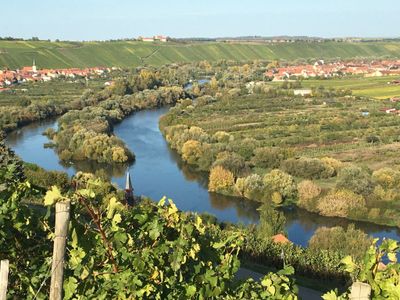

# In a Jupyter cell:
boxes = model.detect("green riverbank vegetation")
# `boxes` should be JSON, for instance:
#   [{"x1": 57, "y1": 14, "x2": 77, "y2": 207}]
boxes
[{"x1": 1, "y1": 140, "x2": 399, "y2": 299}]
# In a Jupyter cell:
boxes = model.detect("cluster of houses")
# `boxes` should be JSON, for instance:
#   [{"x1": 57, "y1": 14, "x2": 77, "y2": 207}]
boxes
[
  {"x1": 0, "y1": 61, "x2": 109, "y2": 90},
  {"x1": 138, "y1": 35, "x2": 169, "y2": 42},
  {"x1": 265, "y1": 60, "x2": 400, "y2": 81}
]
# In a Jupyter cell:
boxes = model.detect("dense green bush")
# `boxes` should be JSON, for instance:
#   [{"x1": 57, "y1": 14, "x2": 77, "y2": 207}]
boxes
[
  {"x1": 281, "y1": 157, "x2": 334, "y2": 179},
  {"x1": 308, "y1": 225, "x2": 372, "y2": 261},
  {"x1": 336, "y1": 165, "x2": 374, "y2": 196},
  {"x1": 235, "y1": 174, "x2": 265, "y2": 201},
  {"x1": 252, "y1": 147, "x2": 294, "y2": 169},
  {"x1": 263, "y1": 169, "x2": 297, "y2": 204},
  {"x1": 24, "y1": 163, "x2": 70, "y2": 192}
]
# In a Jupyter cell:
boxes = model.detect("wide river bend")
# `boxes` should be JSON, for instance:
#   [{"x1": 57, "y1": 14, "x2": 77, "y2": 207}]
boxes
[{"x1": 6, "y1": 108, "x2": 400, "y2": 246}]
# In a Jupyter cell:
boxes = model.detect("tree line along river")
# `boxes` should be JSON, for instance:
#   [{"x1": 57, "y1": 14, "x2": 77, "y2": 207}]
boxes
[{"x1": 6, "y1": 107, "x2": 400, "y2": 247}]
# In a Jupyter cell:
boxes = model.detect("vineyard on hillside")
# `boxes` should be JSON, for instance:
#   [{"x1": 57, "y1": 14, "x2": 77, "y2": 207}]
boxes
[{"x1": 1, "y1": 41, "x2": 400, "y2": 69}]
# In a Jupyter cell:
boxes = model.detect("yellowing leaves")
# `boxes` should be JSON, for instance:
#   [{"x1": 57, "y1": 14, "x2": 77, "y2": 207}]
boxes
[
  {"x1": 44, "y1": 186, "x2": 67, "y2": 206},
  {"x1": 106, "y1": 197, "x2": 124, "y2": 219}
]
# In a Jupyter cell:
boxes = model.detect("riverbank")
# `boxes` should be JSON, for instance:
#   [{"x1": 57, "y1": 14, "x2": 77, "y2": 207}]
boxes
[
  {"x1": 159, "y1": 93, "x2": 400, "y2": 230},
  {"x1": 7, "y1": 108, "x2": 400, "y2": 248}
]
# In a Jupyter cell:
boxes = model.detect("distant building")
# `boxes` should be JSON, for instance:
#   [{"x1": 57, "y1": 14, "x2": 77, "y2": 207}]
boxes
[
  {"x1": 140, "y1": 37, "x2": 154, "y2": 42},
  {"x1": 138, "y1": 35, "x2": 168, "y2": 42},
  {"x1": 294, "y1": 89, "x2": 312, "y2": 97},
  {"x1": 271, "y1": 234, "x2": 290, "y2": 244}
]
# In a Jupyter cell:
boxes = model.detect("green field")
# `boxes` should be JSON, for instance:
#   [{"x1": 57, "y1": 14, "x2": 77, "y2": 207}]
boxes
[
  {"x1": 1, "y1": 40, "x2": 400, "y2": 69},
  {"x1": 300, "y1": 76, "x2": 400, "y2": 99}
]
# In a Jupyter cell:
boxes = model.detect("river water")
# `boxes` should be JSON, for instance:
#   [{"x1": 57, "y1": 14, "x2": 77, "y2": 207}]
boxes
[{"x1": 6, "y1": 108, "x2": 400, "y2": 246}]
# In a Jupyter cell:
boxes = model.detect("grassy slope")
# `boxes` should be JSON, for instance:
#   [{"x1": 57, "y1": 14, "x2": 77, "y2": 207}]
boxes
[
  {"x1": 1, "y1": 40, "x2": 400, "y2": 69},
  {"x1": 298, "y1": 76, "x2": 400, "y2": 99}
]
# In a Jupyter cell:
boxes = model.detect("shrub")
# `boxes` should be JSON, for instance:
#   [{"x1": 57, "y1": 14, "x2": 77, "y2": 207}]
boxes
[
  {"x1": 213, "y1": 131, "x2": 232, "y2": 143},
  {"x1": 281, "y1": 157, "x2": 333, "y2": 179},
  {"x1": 372, "y1": 185, "x2": 398, "y2": 202},
  {"x1": 181, "y1": 140, "x2": 203, "y2": 165},
  {"x1": 308, "y1": 225, "x2": 372, "y2": 261},
  {"x1": 263, "y1": 169, "x2": 297, "y2": 201},
  {"x1": 372, "y1": 167, "x2": 400, "y2": 189},
  {"x1": 235, "y1": 174, "x2": 265, "y2": 201},
  {"x1": 320, "y1": 157, "x2": 343, "y2": 176},
  {"x1": 257, "y1": 204, "x2": 286, "y2": 239},
  {"x1": 208, "y1": 166, "x2": 235, "y2": 193},
  {"x1": 317, "y1": 189, "x2": 366, "y2": 218},
  {"x1": 212, "y1": 151, "x2": 247, "y2": 177},
  {"x1": 297, "y1": 180, "x2": 321, "y2": 210},
  {"x1": 252, "y1": 147, "x2": 293, "y2": 169},
  {"x1": 336, "y1": 165, "x2": 374, "y2": 195}
]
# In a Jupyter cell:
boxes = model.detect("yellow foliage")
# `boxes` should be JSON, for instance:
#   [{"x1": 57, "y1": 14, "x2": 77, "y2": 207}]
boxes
[
  {"x1": 181, "y1": 140, "x2": 202, "y2": 164},
  {"x1": 271, "y1": 192, "x2": 283, "y2": 205},
  {"x1": 208, "y1": 166, "x2": 235, "y2": 192},
  {"x1": 321, "y1": 157, "x2": 343, "y2": 175},
  {"x1": 297, "y1": 180, "x2": 321, "y2": 209},
  {"x1": 317, "y1": 189, "x2": 366, "y2": 218}
]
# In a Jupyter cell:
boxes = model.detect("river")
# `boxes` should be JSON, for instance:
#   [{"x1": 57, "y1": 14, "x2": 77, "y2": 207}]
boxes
[{"x1": 6, "y1": 108, "x2": 400, "y2": 246}]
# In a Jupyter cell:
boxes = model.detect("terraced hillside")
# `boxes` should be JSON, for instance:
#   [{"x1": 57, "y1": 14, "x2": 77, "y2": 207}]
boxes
[{"x1": 1, "y1": 40, "x2": 400, "y2": 69}]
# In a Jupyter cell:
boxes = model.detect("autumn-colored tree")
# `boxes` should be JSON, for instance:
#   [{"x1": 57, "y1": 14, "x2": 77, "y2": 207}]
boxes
[
  {"x1": 317, "y1": 189, "x2": 366, "y2": 218},
  {"x1": 372, "y1": 167, "x2": 400, "y2": 189},
  {"x1": 208, "y1": 166, "x2": 235, "y2": 193},
  {"x1": 320, "y1": 157, "x2": 343, "y2": 176},
  {"x1": 297, "y1": 180, "x2": 321, "y2": 210},
  {"x1": 181, "y1": 140, "x2": 203, "y2": 165}
]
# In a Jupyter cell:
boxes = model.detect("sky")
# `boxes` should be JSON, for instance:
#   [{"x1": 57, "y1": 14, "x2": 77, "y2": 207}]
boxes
[{"x1": 1, "y1": 0, "x2": 399, "y2": 41}]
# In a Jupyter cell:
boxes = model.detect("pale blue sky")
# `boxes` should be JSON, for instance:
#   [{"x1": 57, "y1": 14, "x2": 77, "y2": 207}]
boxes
[{"x1": 2, "y1": 0, "x2": 399, "y2": 40}]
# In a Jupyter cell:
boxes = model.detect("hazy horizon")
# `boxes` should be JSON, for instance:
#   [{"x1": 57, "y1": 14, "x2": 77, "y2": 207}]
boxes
[{"x1": 2, "y1": 0, "x2": 399, "y2": 41}]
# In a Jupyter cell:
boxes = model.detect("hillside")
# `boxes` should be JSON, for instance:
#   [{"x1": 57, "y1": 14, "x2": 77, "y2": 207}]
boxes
[{"x1": 1, "y1": 40, "x2": 400, "y2": 68}]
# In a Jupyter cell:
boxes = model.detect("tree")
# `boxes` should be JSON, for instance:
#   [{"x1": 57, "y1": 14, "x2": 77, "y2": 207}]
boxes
[
  {"x1": 372, "y1": 167, "x2": 400, "y2": 189},
  {"x1": 297, "y1": 180, "x2": 321, "y2": 210},
  {"x1": 317, "y1": 189, "x2": 366, "y2": 218},
  {"x1": 281, "y1": 157, "x2": 334, "y2": 179},
  {"x1": 263, "y1": 169, "x2": 297, "y2": 202},
  {"x1": 257, "y1": 204, "x2": 286, "y2": 240},
  {"x1": 208, "y1": 166, "x2": 235, "y2": 193},
  {"x1": 212, "y1": 151, "x2": 248, "y2": 177},
  {"x1": 252, "y1": 147, "x2": 293, "y2": 169},
  {"x1": 235, "y1": 174, "x2": 265, "y2": 201},
  {"x1": 181, "y1": 140, "x2": 203, "y2": 165},
  {"x1": 336, "y1": 165, "x2": 374, "y2": 196},
  {"x1": 309, "y1": 225, "x2": 372, "y2": 261}
]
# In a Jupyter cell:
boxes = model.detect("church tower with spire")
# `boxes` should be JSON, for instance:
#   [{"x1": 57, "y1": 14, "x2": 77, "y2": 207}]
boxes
[
  {"x1": 125, "y1": 171, "x2": 134, "y2": 206},
  {"x1": 32, "y1": 59, "x2": 37, "y2": 73}
]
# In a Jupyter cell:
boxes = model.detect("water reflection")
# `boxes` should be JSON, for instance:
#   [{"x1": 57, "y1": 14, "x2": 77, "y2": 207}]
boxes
[{"x1": 6, "y1": 108, "x2": 400, "y2": 247}]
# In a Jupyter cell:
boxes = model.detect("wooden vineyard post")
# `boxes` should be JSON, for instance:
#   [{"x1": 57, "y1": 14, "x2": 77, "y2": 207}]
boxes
[
  {"x1": 0, "y1": 260, "x2": 9, "y2": 300},
  {"x1": 50, "y1": 201, "x2": 71, "y2": 300}
]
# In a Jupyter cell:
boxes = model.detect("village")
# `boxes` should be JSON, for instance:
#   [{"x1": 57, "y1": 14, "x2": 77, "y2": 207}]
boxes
[
  {"x1": 265, "y1": 59, "x2": 400, "y2": 80},
  {"x1": 0, "y1": 61, "x2": 110, "y2": 91}
]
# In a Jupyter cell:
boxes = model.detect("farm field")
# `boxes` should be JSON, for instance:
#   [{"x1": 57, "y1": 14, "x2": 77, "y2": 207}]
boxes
[
  {"x1": 1, "y1": 40, "x2": 400, "y2": 69},
  {"x1": 163, "y1": 92, "x2": 400, "y2": 175},
  {"x1": 0, "y1": 78, "x2": 106, "y2": 107},
  {"x1": 300, "y1": 76, "x2": 400, "y2": 99}
]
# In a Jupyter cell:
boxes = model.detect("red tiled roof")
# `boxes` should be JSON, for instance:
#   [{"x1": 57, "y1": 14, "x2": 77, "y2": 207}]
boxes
[{"x1": 271, "y1": 234, "x2": 290, "y2": 244}]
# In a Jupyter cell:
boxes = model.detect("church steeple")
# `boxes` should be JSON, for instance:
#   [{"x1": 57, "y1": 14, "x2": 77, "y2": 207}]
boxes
[
  {"x1": 32, "y1": 59, "x2": 37, "y2": 73},
  {"x1": 125, "y1": 171, "x2": 134, "y2": 206}
]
